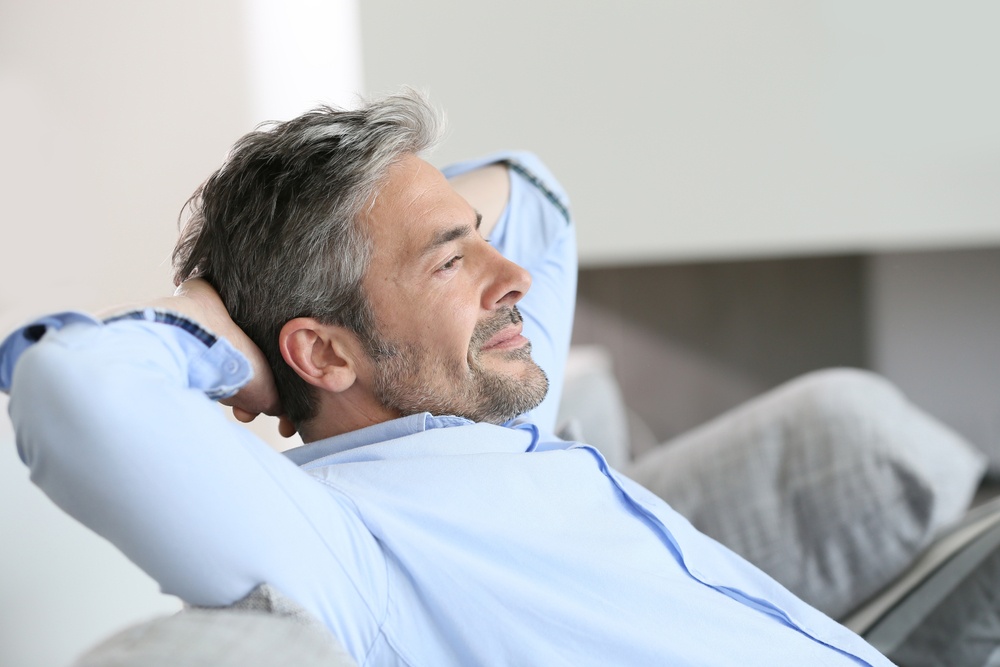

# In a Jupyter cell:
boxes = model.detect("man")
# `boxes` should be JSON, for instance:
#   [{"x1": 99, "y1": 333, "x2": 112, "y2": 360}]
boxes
[{"x1": 1, "y1": 91, "x2": 893, "y2": 665}]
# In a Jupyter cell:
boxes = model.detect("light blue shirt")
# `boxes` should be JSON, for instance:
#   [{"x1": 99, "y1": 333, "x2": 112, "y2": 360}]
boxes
[{"x1": 2, "y1": 153, "x2": 892, "y2": 666}]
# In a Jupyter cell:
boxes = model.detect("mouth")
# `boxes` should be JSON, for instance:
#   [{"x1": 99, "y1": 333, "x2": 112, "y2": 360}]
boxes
[
  {"x1": 474, "y1": 307, "x2": 529, "y2": 353},
  {"x1": 480, "y1": 323, "x2": 528, "y2": 352}
]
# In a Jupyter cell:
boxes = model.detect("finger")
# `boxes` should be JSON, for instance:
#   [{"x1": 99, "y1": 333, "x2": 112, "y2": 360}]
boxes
[
  {"x1": 232, "y1": 406, "x2": 259, "y2": 423},
  {"x1": 278, "y1": 415, "x2": 297, "y2": 438}
]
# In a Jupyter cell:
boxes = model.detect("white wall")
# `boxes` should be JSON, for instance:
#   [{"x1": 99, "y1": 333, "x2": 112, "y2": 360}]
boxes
[
  {"x1": 0, "y1": 2, "x2": 360, "y2": 664},
  {"x1": 360, "y1": 0, "x2": 1000, "y2": 266}
]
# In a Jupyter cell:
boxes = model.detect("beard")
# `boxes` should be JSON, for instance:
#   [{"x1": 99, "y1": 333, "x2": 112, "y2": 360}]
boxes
[{"x1": 368, "y1": 306, "x2": 549, "y2": 424}]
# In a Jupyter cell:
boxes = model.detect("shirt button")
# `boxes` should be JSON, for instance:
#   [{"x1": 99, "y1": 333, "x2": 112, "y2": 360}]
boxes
[
  {"x1": 24, "y1": 325, "x2": 47, "y2": 341},
  {"x1": 224, "y1": 359, "x2": 241, "y2": 374}
]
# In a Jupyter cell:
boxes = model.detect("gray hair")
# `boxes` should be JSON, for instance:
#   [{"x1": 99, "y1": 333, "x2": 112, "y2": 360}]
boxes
[{"x1": 172, "y1": 89, "x2": 443, "y2": 425}]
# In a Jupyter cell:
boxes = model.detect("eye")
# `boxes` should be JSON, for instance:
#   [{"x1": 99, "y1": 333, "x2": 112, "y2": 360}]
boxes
[{"x1": 439, "y1": 255, "x2": 463, "y2": 271}]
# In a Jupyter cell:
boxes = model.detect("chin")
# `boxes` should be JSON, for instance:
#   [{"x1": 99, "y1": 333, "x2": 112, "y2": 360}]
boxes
[{"x1": 467, "y1": 359, "x2": 549, "y2": 425}]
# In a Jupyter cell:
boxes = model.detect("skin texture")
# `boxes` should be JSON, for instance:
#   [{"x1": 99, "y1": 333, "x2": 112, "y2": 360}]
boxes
[
  {"x1": 280, "y1": 155, "x2": 548, "y2": 441},
  {"x1": 358, "y1": 157, "x2": 548, "y2": 427}
]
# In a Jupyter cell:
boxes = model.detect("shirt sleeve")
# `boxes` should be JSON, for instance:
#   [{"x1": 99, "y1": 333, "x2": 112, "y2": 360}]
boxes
[
  {"x1": 2, "y1": 313, "x2": 386, "y2": 656},
  {"x1": 442, "y1": 152, "x2": 578, "y2": 433}
]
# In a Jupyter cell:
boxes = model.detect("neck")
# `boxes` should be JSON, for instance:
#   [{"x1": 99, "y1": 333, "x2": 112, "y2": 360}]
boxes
[{"x1": 299, "y1": 389, "x2": 401, "y2": 443}]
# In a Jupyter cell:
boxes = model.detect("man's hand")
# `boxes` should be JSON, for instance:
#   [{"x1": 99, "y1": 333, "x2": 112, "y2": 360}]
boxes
[
  {"x1": 103, "y1": 279, "x2": 296, "y2": 438},
  {"x1": 173, "y1": 281, "x2": 297, "y2": 437},
  {"x1": 231, "y1": 407, "x2": 298, "y2": 439}
]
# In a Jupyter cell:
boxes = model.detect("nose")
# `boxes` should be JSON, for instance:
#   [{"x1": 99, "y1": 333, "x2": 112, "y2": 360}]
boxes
[{"x1": 482, "y1": 246, "x2": 531, "y2": 310}]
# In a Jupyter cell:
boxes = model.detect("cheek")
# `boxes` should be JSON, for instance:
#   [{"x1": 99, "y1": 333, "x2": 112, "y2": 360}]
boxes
[
  {"x1": 441, "y1": 298, "x2": 480, "y2": 358},
  {"x1": 375, "y1": 274, "x2": 483, "y2": 358},
  {"x1": 418, "y1": 295, "x2": 481, "y2": 368},
  {"x1": 384, "y1": 293, "x2": 475, "y2": 357}
]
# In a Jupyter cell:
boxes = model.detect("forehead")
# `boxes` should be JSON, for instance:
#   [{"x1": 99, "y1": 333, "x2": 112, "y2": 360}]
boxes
[{"x1": 362, "y1": 154, "x2": 472, "y2": 259}]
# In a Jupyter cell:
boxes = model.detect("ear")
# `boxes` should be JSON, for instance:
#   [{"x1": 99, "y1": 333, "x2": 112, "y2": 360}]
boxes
[{"x1": 278, "y1": 318, "x2": 361, "y2": 394}]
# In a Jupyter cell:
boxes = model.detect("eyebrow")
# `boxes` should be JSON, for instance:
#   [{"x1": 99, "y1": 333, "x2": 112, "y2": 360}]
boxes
[{"x1": 420, "y1": 211, "x2": 483, "y2": 257}]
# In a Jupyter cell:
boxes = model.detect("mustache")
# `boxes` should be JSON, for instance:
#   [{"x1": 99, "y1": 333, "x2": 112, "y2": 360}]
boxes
[{"x1": 470, "y1": 306, "x2": 523, "y2": 350}]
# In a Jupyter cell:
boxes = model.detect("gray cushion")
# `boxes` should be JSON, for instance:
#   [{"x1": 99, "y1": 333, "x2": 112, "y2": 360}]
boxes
[
  {"x1": 626, "y1": 368, "x2": 987, "y2": 619},
  {"x1": 556, "y1": 345, "x2": 633, "y2": 469},
  {"x1": 73, "y1": 585, "x2": 357, "y2": 667}
]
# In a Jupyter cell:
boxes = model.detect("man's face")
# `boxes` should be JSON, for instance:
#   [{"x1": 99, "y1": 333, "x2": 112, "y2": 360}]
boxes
[{"x1": 358, "y1": 154, "x2": 548, "y2": 424}]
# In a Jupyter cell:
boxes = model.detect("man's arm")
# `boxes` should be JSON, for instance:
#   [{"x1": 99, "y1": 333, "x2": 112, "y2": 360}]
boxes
[
  {"x1": 101, "y1": 279, "x2": 283, "y2": 419},
  {"x1": 2, "y1": 290, "x2": 385, "y2": 656},
  {"x1": 444, "y1": 152, "x2": 578, "y2": 432},
  {"x1": 101, "y1": 280, "x2": 294, "y2": 434}
]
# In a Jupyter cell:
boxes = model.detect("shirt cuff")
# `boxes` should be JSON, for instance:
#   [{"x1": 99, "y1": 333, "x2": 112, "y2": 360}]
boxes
[
  {"x1": 103, "y1": 307, "x2": 252, "y2": 400},
  {"x1": 0, "y1": 309, "x2": 252, "y2": 399},
  {"x1": 0, "y1": 312, "x2": 100, "y2": 393}
]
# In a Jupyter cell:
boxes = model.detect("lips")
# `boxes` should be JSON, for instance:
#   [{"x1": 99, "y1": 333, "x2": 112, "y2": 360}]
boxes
[
  {"x1": 473, "y1": 307, "x2": 528, "y2": 353},
  {"x1": 480, "y1": 323, "x2": 527, "y2": 351}
]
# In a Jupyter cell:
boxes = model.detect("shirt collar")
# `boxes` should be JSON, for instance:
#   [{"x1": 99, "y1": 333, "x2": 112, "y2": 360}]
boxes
[{"x1": 284, "y1": 412, "x2": 490, "y2": 466}]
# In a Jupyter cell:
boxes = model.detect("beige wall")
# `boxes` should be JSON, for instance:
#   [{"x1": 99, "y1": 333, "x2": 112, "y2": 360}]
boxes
[
  {"x1": 0, "y1": 2, "x2": 359, "y2": 664},
  {"x1": 1, "y1": 4, "x2": 251, "y2": 661},
  {"x1": 361, "y1": 0, "x2": 1000, "y2": 266}
]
